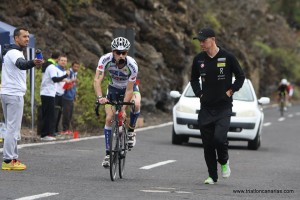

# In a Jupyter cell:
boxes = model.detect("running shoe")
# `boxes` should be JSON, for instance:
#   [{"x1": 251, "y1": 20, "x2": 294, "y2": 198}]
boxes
[
  {"x1": 2, "y1": 160, "x2": 26, "y2": 170},
  {"x1": 128, "y1": 132, "x2": 136, "y2": 148},
  {"x1": 102, "y1": 155, "x2": 110, "y2": 168},
  {"x1": 41, "y1": 136, "x2": 56, "y2": 141},
  {"x1": 204, "y1": 177, "x2": 217, "y2": 184},
  {"x1": 221, "y1": 161, "x2": 231, "y2": 178}
]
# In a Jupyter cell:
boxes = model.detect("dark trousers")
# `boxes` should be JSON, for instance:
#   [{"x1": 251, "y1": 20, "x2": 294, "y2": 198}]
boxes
[
  {"x1": 198, "y1": 107, "x2": 231, "y2": 181},
  {"x1": 55, "y1": 95, "x2": 63, "y2": 133},
  {"x1": 62, "y1": 98, "x2": 74, "y2": 131},
  {"x1": 41, "y1": 95, "x2": 56, "y2": 137}
]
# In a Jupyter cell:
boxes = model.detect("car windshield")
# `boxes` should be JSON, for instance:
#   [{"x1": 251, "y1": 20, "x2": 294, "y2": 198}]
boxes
[{"x1": 184, "y1": 80, "x2": 254, "y2": 101}]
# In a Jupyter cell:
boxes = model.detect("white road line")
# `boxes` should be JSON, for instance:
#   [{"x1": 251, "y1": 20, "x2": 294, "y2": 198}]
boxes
[
  {"x1": 263, "y1": 122, "x2": 271, "y2": 127},
  {"x1": 175, "y1": 191, "x2": 192, "y2": 194},
  {"x1": 140, "y1": 160, "x2": 176, "y2": 170},
  {"x1": 15, "y1": 192, "x2": 59, "y2": 200},
  {"x1": 140, "y1": 190, "x2": 170, "y2": 193},
  {"x1": 278, "y1": 117, "x2": 285, "y2": 121},
  {"x1": 0, "y1": 122, "x2": 173, "y2": 153}
]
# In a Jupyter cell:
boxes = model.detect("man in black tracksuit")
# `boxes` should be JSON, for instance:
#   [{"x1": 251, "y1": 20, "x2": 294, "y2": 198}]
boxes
[{"x1": 190, "y1": 28, "x2": 245, "y2": 184}]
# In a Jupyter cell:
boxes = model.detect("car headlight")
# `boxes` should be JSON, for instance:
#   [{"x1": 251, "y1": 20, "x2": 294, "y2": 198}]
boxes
[
  {"x1": 175, "y1": 104, "x2": 196, "y2": 114},
  {"x1": 235, "y1": 110, "x2": 257, "y2": 117}
]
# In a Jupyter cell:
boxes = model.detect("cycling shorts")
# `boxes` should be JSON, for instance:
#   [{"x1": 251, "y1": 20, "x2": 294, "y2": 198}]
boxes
[{"x1": 105, "y1": 84, "x2": 140, "y2": 102}]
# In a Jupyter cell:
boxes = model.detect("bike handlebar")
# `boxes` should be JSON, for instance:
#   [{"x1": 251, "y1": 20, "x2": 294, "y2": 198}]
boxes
[{"x1": 94, "y1": 100, "x2": 135, "y2": 116}]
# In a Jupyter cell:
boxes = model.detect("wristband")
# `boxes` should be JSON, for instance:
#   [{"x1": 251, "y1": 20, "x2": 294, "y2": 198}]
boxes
[{"x1": 97, "y1": 96, "x2": 103, "y2": 99}]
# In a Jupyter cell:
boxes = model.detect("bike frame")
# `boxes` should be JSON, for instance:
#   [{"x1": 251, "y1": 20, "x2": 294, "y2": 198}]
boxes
[{"x1": 106, "y1": 100, "x2": 135, "y2": 181}]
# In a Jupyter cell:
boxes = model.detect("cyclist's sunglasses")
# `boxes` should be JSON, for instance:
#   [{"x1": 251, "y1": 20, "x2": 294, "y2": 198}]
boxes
[{"x1": 115, "y1": 51, "x2": 128, "y2": 56}]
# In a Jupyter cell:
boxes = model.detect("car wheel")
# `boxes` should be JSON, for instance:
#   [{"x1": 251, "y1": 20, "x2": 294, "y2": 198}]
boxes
[
  {"x1": 172, "y1": 126, "x2": 189, "y2": 145},
  {"x1": 247, "y1": 131, "x2": 261, "y2": 150}
]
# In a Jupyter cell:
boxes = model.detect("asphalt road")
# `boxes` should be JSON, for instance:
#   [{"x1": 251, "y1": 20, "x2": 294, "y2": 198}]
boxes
[{"x1": 0, "y1": 105, "x2": 299, "y2": 200}]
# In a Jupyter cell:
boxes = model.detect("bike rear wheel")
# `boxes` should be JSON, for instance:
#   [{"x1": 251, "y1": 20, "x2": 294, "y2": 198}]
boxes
[
  {"x1": 280, "y1": 99, "x2": 284, "y2": 117},
  {"x1": 119, "y1": 125, "x2": 128, "y2": 179},
  {"x1": 109, "y1": 124, "x2": 119, "y2": 181}
]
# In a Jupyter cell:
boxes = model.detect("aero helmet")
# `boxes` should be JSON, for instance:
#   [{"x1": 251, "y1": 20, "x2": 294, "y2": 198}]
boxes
[
  {"x1": 111, "y1": 37, "x2": 131, "y2": 51},
  {"x1": 281, "y1": 78, "x2": 288, "y2": 85}
]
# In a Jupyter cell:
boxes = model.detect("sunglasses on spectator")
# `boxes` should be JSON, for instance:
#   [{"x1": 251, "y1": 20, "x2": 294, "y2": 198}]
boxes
[{"x1": 115, "y1": 51, "x2": 128, "y2": 55}]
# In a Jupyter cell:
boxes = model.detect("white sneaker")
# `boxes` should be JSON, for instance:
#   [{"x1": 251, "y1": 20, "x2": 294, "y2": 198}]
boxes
[
  {"x1": 102, "y1": 155, "x2": 110, "y2": 168},
  {"x1": 221, "y1": 161, "x2": 231, "y2": 178},
  {"x1": 204, "y1": 177, "x2": 217, "y2": 184},
  {"x1": 128, "y1": 132, "x2": 136, "y2": 148},
  {"x1": 41, "y1": 136, "x2": 56, "y2": 141}
]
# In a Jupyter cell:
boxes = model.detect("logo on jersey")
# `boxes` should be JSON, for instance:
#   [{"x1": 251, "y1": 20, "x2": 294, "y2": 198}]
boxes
[
  {"x1": 98, "y1": 65, "x2": 104, "y2": 70},
  {"x1": 217, "y1": 57, "x2": 226, "y2": 67},
  {"x1": 128, "y1": 63, "x2": 137, "y2": 73},
  {"x1": 102, "y1": 56, "x2": 110, "y2": 64},
  {"x1": 200, "y1": 63, "x2": 205, "y2": 68},
  {"x1": 131, "y1": 76, "x2": 136, "y2": 81}
]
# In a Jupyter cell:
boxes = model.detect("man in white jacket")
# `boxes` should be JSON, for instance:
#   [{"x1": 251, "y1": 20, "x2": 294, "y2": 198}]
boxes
[{"x1": 1, "y1": 27, "x2": 43, "y2": 170}]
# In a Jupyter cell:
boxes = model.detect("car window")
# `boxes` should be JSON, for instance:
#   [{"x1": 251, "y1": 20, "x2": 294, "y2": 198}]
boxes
[
  {"x1": 233, "y1": 81, "x2": 254, "y2": 101},
  {"x1": 184, "y1": 81, "x2": 254, "y2": 101},
  {"x1": 185, "y1": 85, "x2": 197, "y2": 97}
]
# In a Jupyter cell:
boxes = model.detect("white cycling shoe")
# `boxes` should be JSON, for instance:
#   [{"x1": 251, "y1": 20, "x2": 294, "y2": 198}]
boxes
[{"x1": 128, "y1": 132, "x2": 136, "y2": 148}]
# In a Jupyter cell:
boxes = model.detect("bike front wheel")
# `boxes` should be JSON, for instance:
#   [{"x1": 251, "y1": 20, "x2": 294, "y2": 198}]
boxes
[
  {"x1": 119, "y1": 125, "x2": 128, "y2": 179},
  {"x1": 109, "y1": 124, "x2": 119, "y2": 181}
]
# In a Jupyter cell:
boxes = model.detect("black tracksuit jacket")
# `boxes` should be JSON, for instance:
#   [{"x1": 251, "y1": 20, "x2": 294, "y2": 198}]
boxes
[{"x1": 190, "y1": 47, "x2": 245, "y2": 110}]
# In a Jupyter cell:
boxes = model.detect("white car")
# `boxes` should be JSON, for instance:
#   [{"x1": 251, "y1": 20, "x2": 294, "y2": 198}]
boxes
[{"x1": 170, "y1": 79, "x2": 270, "y2": 150}]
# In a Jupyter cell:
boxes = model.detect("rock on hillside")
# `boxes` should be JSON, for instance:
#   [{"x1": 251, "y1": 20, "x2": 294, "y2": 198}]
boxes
[{"x1": 0, "y1": 0, "x2": 298, "y2": 112}]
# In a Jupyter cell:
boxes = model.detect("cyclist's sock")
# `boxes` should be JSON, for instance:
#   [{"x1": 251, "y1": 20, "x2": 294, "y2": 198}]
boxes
[
  {"x1": 104, "y1": 126, "x2": 112, "y2": 152},
  {"x1": 129, "y1": 111, "x2": 140, "y2": 131}
]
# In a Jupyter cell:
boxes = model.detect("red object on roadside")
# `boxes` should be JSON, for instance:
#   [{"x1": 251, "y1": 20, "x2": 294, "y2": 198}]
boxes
[{"x1": 73, "y1": 130, "x2": 78, "y2": 139}]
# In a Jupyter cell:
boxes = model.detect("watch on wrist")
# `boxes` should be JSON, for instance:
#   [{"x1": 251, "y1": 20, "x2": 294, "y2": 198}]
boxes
[{"x1": 97, "y1": 95, "x2": 102, "y2": 99}]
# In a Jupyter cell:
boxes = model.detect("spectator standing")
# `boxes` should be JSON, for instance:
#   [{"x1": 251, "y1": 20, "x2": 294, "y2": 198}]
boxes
[
  {"x1": 1, "y1": 27, "x2": 43, "y2": 170},
  {"x1": 54, "y1": 55, "x2": 68, "y2": 133},
  {"x1": 190, "y1": 27, "x2": 245, "y2": 184},
  {"x1": 40, "y1": 52, "x2": 70, "y2": 141},
  {"x1": 62, "y1": 61, "x2": 80, "y2": 134}
]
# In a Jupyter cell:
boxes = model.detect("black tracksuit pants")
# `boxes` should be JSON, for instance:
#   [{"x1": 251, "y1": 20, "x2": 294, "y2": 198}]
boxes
[
  {"x1": 198, "y1": 107, "x2": 231, "y2": 181},
  {"x1": 41, "y1": 95, "x2": 56, "y2": 137}
]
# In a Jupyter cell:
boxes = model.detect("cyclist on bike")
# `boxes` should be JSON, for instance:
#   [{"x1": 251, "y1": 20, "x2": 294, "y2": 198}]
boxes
[
  {"x1": 277, "y1": 78, "x2": 289, "y2": 109},
  {"x1": 94, "y1": 37, "x2": 141, "y2": 168}
]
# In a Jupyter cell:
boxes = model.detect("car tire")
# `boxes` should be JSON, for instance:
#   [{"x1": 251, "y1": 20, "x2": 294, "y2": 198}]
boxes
[
  {"x1": 172, "y1": 126, "x2": 189, "y2": 145},
  {"x1": 247, "y1": 131, "x2": 261, "y2": 150}
]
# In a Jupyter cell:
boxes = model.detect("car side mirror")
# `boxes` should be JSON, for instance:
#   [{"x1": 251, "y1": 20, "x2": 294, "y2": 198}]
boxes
[
  {"x1": 170, "y1": 91, "x2": 181, "y2": 99},
  {"x1": 258, "y1": 97, "x2": 270, "y2": 105}
]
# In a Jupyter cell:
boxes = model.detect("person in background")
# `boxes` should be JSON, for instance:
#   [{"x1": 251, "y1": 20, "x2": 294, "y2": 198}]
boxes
[
  {"x1": 40, "y1": 52, "x2": 70, "y2": 141},
  {"x1": 94, "y1": 37, "x2": 141, "y2": 168},
  {"x1": 191, "y1": 27, "x2": 245, "y2": 184},
  {"x1": 54, "y1": 55, "x2": 68, "y2": 134},
  {"x1": 1, "y1": 27, "x2": 43, "y2": 170},
  {"x1": 62, "y1": 61, "x2": 80, "y2": 135},
  {"x1": 277, "y1": 78, "x2": 289, "y2": 109}
]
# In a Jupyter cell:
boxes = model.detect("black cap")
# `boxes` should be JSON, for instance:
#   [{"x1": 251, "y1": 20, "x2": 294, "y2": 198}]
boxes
[{"x1": 193, "y1": 28, "x2": 215, "y2": 41}]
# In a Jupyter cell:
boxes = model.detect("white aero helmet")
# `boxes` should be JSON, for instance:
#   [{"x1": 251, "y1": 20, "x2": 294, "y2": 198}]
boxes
[
  {"x1": 281, "y1": 78, "x2": 288, "y2": 85},
  {"x1": 111, "y1": 37, "x2": 131, "y2": 51}
]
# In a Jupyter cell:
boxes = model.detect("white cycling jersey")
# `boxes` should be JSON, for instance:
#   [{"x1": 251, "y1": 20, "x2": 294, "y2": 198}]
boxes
[{"x1": 97, "y1": 52, "x2": 138, "y2": 89}]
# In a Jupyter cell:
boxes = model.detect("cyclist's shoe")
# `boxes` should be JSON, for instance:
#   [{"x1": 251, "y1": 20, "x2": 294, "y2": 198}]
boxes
[
  {"x1": 204, "y1": 177, "x2": 217, "y2": 184},
  {"x1": 102, "y1": 155, "x2": 110, "y2": 168},
  {"x1": 2, "y1": 160, "x2": 26, "y2": 170},
  {"x1": 221, "y1": 161, "x2": 231, "y2": 178},
  {"x1": 128, "y1": 132, "x2": 136, "y2": 148}
]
